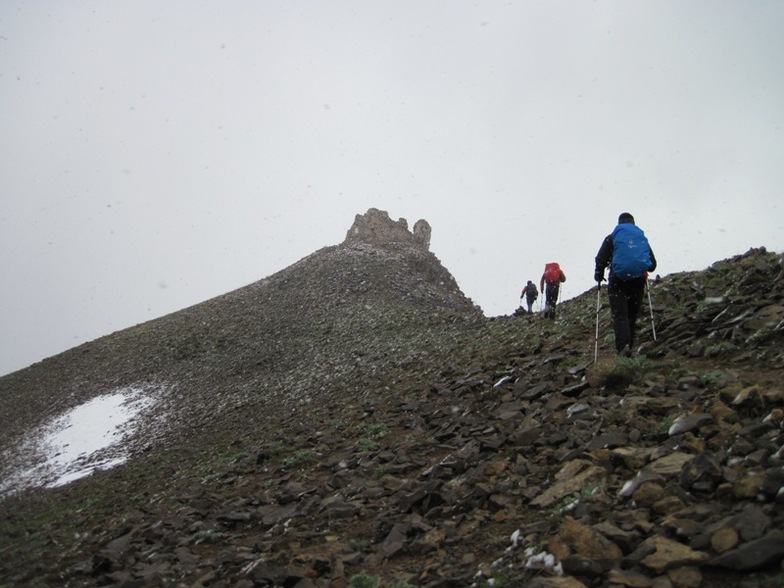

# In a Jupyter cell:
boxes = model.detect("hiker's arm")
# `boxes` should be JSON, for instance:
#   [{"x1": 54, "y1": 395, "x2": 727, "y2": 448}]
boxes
[
  {"x1": 648, "y1": 246, "x2": 657, "y2": 273},
  {"x1": 594, "y1": 235, "x2": 613, "y2": 281}
]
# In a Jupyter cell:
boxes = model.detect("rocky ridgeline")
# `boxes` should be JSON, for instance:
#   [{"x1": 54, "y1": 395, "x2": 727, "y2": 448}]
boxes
[
  {"x1": 0, "y1": 208, "x2": 481, "y2": 470},
  {"x1": 0, "y1": 211, "x2": 783, "y2": 588}
]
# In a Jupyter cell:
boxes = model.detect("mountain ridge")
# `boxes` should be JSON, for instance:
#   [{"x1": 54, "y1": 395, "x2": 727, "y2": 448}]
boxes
[
  {"x1": 1, "y1": 210, "x2": 783, "y2": 587},
  {"x1": 0, "y1": 208, "x2": 482, "y2": 484}
]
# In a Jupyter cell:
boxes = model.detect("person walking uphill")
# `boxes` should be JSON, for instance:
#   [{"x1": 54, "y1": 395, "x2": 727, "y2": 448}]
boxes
[
  {"x1": 520, "y1": 280, "x2": 538, "y2": 313},
  {"x1": 540, "y1": 263, "x2": 566, "y2": 319},
  {"x1": 594, "y1": 212, "x2": 657, "y2": 356}
]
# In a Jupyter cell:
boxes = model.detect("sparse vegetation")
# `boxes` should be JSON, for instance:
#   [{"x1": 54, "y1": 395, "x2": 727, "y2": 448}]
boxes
[
  {"x1": 616, "y1": 355, "x2": 654, "y2": 372},
  {"x1": 349, "y1": 572, "x2": 382, "y2": 588},
  {"x1": 359, "y1": 422, "x2": 389, "y2": 439},
  {"x1": 282, "y1": 449, "x2": 315, "y2": 469},
  {"x1": 230, "y1": 450, "x2": 251, "y2": 463},
  {"x1": 330, "y1": 419, "x2": 348, "y2": 431},
  {"x1": 705, "y1": 342, "x2": 738, "y2": 357},
  {"x1": 355, "y1": 438, "x2": 376, "y2": 452},
  {"x1": 652, "y1": 418, "x2": 675, "y2": 436},
  {"x1": 588, "y1": 354, "x2": 655, "y2": 389},
  {"x1": 699, "y1": 370, "x2": 724, "y2": 388}
]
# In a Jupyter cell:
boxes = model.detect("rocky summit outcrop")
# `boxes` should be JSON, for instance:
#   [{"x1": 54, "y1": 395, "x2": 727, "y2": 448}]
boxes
[
  {"x1": 0, "y1": 212, "x2": 783, "y2": 588},
  {"x1": 344, "y1": 207, "x2": 432, "y2": 251}
]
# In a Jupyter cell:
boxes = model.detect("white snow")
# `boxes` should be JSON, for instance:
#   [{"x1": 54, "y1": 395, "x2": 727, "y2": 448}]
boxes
[{"x1": 0, "y1": 388, "x2": 155, "y2": 497}]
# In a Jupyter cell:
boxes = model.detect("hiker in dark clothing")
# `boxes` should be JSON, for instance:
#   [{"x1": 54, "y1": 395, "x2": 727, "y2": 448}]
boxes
[
  {"x1": 594, "y1": 212, "x2": 657, "y2": 356},
  {"x1": 540, "y1": 263, "x2": 566, "y2": 319},
  {"x1": 520, "y1": 280, "x2": 538, "y2": 313}
]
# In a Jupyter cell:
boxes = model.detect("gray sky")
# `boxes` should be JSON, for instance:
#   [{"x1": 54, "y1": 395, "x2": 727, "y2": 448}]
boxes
[{"x1": 2, "y1": 1, "x2": 783, "y2": 376}]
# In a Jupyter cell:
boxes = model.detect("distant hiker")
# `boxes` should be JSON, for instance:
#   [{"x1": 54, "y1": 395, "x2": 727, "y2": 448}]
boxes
[
  {"x1": 520, "y1": 280, "x2": 538, "y2": 313},
  {"x1": 594, "y1": 212, "x2": 657, "y2": 356},
  {"x1": 540, "y1": 263, "x2": 566, "y2": 319}
]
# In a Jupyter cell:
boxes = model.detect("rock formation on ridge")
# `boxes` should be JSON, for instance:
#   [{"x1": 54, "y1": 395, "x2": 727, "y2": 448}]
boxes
[{"x1": 344, "y1": 207, "x2": 432, "y2": 251}]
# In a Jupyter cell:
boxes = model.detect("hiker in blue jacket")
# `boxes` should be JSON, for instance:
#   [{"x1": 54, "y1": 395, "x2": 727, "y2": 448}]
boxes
[{"x1": 594, "y1": 212, "x2": 657, "y2": 356}]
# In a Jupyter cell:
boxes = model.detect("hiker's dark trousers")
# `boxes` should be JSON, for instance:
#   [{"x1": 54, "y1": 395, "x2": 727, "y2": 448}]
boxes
[
  {"x1": 608, "y1": 276, "x2": 646, "y2": 351},
  {"x1": 544, "y1": 283, "x2": 560, "y2": 318}
]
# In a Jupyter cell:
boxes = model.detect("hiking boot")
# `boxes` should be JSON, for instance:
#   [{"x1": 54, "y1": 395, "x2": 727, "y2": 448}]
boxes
[{"x1": 619, "y1": 345, "x2": 632, "y2": 357}]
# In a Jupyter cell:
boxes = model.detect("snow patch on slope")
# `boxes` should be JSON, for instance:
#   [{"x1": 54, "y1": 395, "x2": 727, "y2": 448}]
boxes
[{"x1": 0, "y1": 387, "x2": 156, "y2": 498}]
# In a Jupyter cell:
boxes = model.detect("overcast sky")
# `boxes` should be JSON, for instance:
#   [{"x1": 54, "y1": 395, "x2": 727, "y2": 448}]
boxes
[{"x1": 2, "y1": 1, "x2": 783, "y2": 376}]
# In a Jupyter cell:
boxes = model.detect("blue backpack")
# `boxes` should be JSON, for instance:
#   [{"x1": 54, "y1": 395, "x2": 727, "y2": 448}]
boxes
[{"x1": 611, "y1": 224, "x2": 652, "y2": 280}]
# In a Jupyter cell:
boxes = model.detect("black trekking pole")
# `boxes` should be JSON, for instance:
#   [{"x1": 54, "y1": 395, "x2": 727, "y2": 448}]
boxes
[
  {"x1": 647, "y1": 279, "x2": 657, "y2": 341},
  {"x1": 594, "y1": 284, "x2": 601, "y2": 362}
]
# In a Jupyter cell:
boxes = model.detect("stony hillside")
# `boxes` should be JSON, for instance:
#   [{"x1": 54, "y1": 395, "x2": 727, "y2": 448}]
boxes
[{"x1": 0, "y1": 209, "x2": 783, "y2": 588}]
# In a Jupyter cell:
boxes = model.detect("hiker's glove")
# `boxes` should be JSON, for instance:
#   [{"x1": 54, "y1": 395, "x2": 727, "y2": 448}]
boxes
[{"x1": 594, "y1": 270, "x2": 604, "y2": 283}]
